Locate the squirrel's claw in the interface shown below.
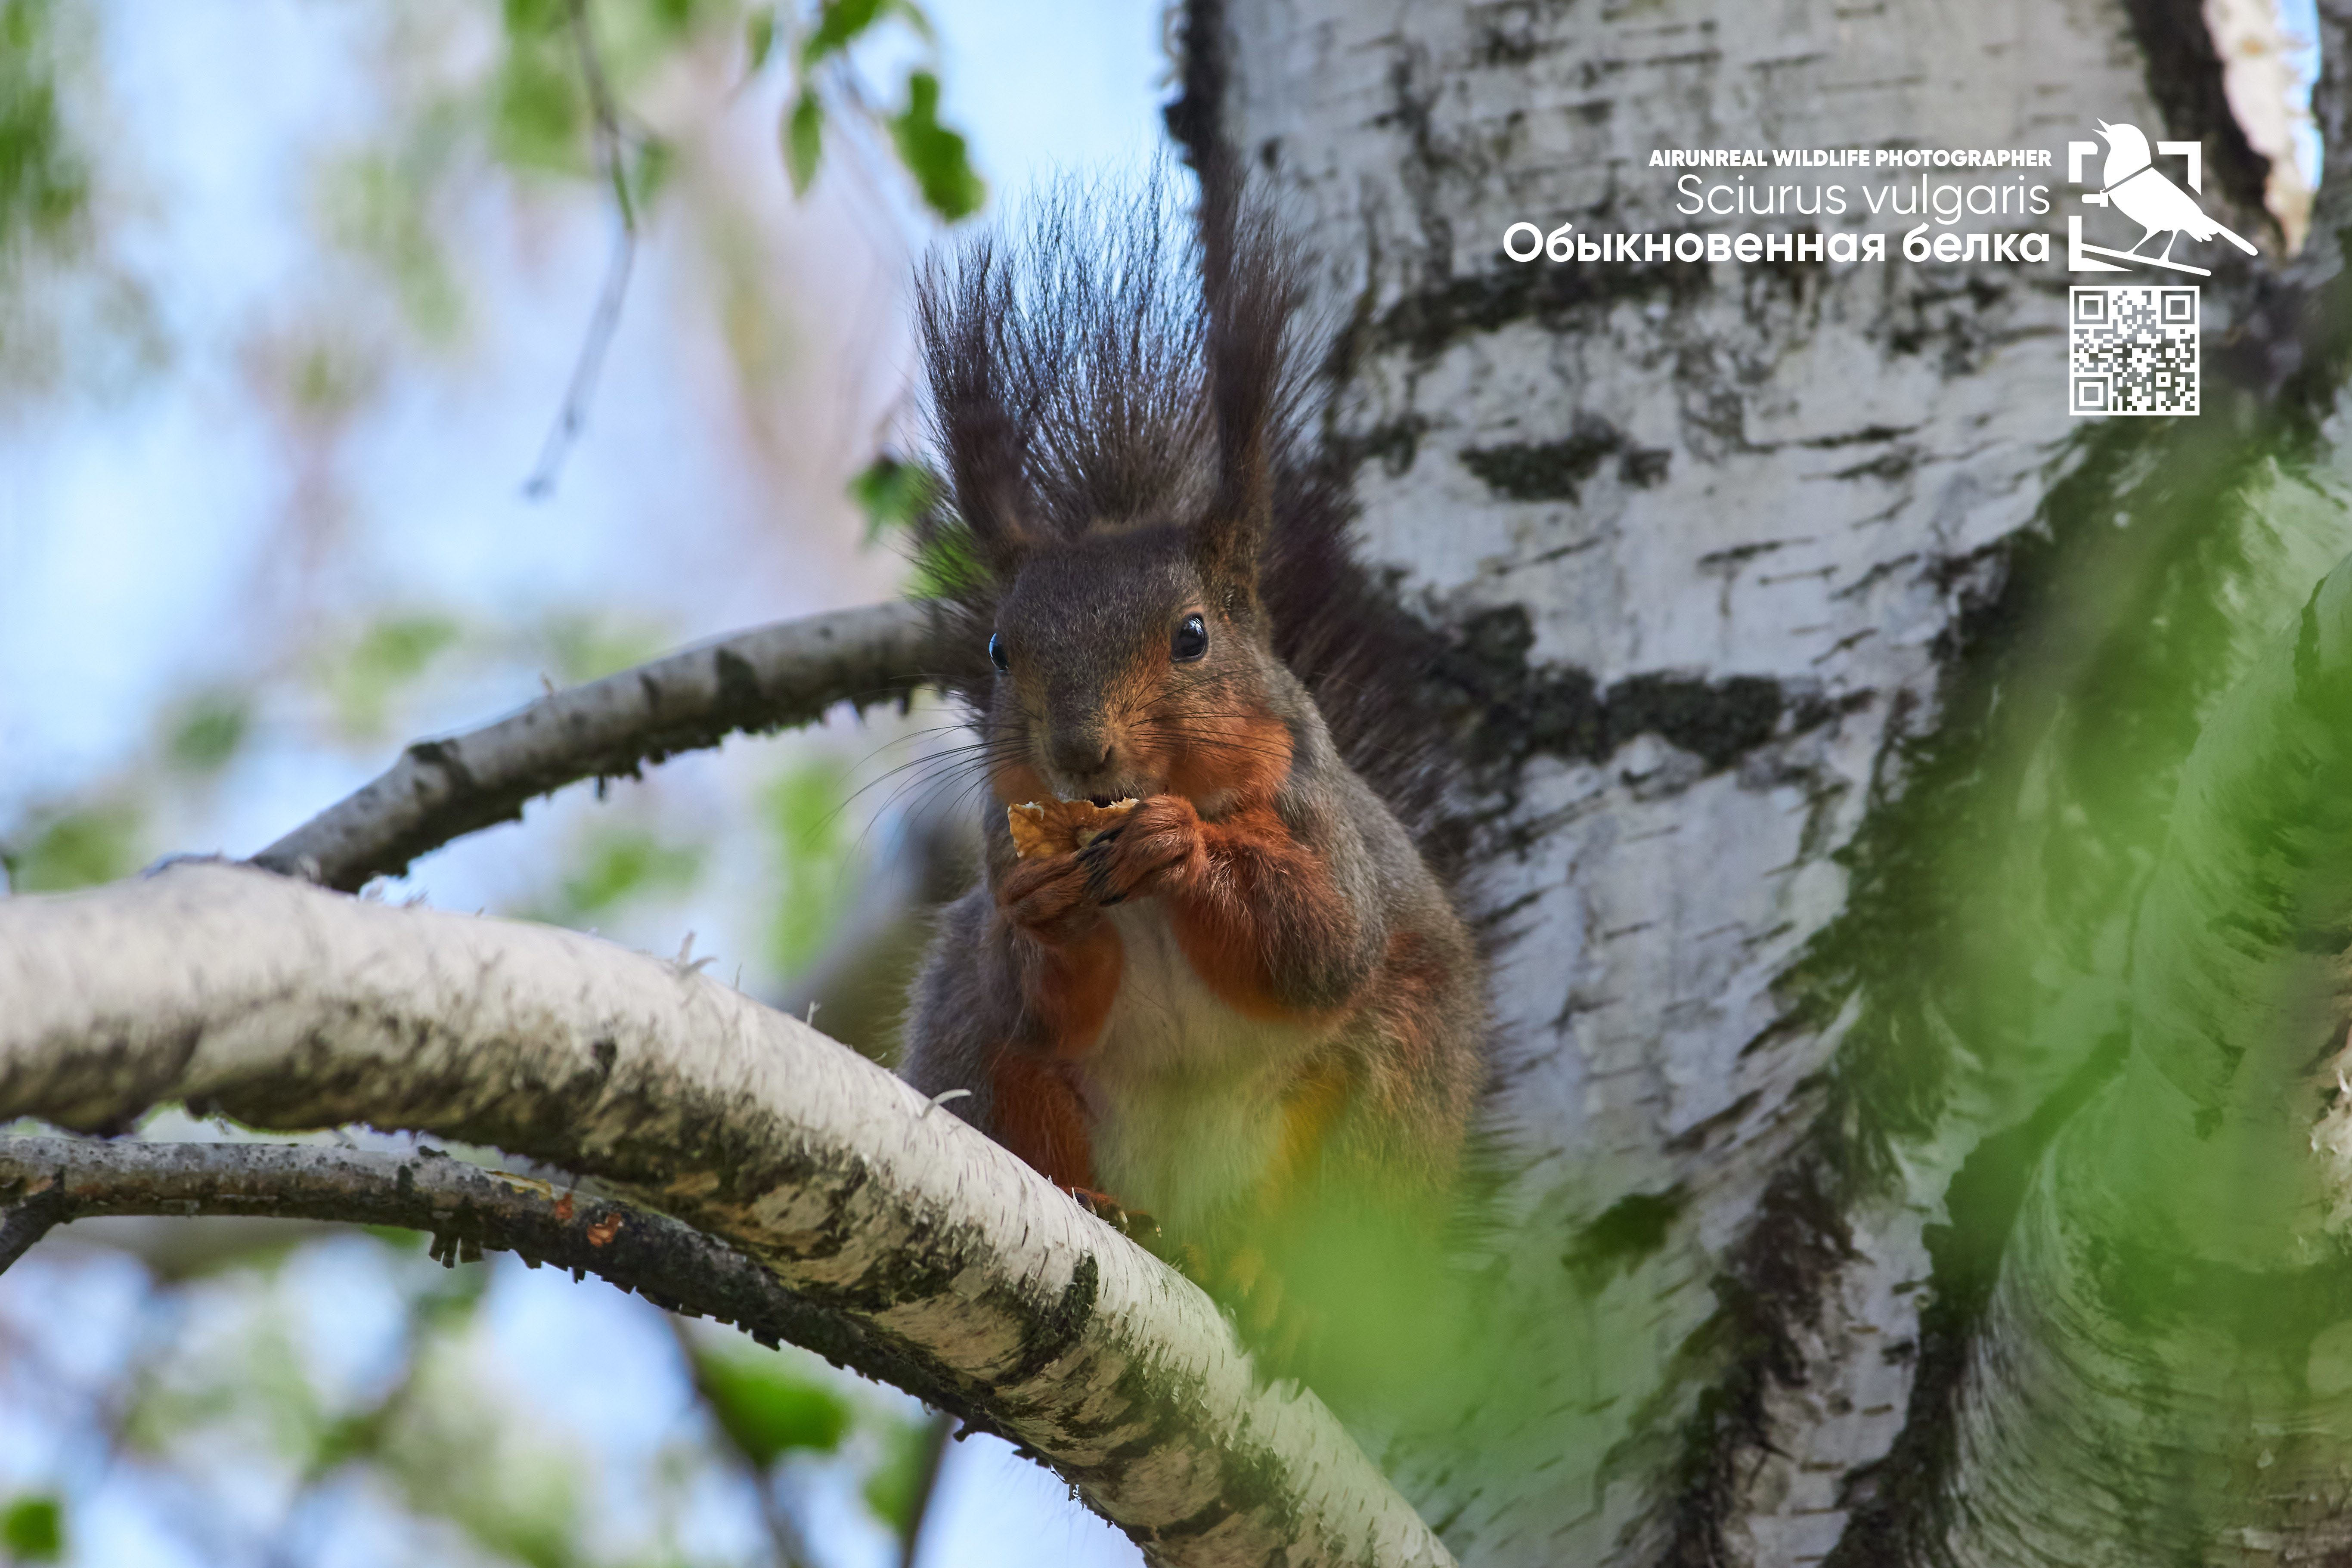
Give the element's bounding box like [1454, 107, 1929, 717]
[1067, 1186, 1160, 1244]
[1076, 838, 1121, 905]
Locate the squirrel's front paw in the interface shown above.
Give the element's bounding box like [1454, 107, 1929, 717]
[998, 853, 1098, 936]
[1075, 794, 1202, 905]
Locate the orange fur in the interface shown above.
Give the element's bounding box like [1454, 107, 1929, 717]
[1169, 801, 1353, 1024]
[988, 1047, 1095, 1190]
[1021, 917, 1123, 1058]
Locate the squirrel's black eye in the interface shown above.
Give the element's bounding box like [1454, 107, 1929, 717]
[988, 632, 1009, 672]
[1171, 614, 1209, 663]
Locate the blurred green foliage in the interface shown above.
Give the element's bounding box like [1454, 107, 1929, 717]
[693, 1342, 852, 1465]
[848, 452, 937, 542]
[557, 825, 705, 918]
[762, 757, 857, 977]
[541, 608, 669, 683]
[0, 799, 139, 891]
[744, 4, 778, 74]
[853, 452, 984, 601]
[493, 0, 591, 177]
[0, 0, 87, 260]
[164, 690, 252, 775]
[319, 115, 471, 345]
[907, 518, 982, 601]
[784, 87, 823, 194]
[859, 1413, 940, 1543]
[319, 611, 464, 739]
[0, 1494, 62, 1562]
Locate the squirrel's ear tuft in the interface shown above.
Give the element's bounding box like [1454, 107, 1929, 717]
[1192, 153, 1300, 609]
[917, 241, 1040, 579]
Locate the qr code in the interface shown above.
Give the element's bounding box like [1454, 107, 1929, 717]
[2070, 286, 2198, 416]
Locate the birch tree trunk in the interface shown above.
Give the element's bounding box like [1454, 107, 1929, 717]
[1188, 0, 2352, 1561]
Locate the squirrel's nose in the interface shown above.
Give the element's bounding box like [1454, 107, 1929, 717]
[1050, 734, 1116, 781]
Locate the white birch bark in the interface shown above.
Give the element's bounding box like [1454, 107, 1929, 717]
[0, 861, 1449, 1568]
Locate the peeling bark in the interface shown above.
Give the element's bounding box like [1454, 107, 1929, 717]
[0, 863, 1450, 1568]
[251, 600, 933, 893]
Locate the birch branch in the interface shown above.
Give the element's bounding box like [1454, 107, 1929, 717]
[251, 600, 935, 893]
[0, 861, 1453, 1568]
[0, 1135, 1013, 1437]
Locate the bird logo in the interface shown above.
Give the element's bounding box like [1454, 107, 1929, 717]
[2069, 121, 2257, 276]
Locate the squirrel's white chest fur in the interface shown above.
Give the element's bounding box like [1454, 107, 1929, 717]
[1075, 900, 1317, 1237]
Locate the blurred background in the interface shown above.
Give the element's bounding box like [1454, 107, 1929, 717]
[0, 1, 1168, 1562]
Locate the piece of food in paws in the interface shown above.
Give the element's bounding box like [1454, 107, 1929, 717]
[1007, 796, 1139, 859]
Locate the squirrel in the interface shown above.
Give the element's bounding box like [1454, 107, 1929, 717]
[899, 171, 1487, 1378]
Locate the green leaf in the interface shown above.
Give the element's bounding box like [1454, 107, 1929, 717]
[798, 0, 888, 69]
[908, 521, 985, 602]
[491, 0, 587, 178]
[1, 1494, 63, 1562]
[762, 760, 855, 977]
[693, 1347, 851, 1467]
[630, 134, 675, 211]
[317, 124, 469, 345]
[648, 0, 703, 38]
[884, 0, 935, 43]
[165, 691, 251, 774]
[0, 801, 141, 892]
[556, 827, 703, 918]
[745, 5, 777, 72]
[848, 454, 938, 542]
[886, 70, 983, 221]
[319, 613, 462, 739]
[537, 609, 667, 685]
[783, 92, 822, 195]
[363, 1224, 428, 1251]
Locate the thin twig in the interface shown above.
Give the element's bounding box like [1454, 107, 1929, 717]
[0, 1181, 65, 1273]
[247, 600, 934, 892]
[898, 1410, 955, 1568]
[524, 0, 641, 500]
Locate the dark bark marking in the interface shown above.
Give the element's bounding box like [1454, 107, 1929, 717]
[1821, 1034, 2126, 1566]
[1657, 1158, 1858, 1568]
[1419, 603, 1856, 790]
[1458, 417, 1671, 502]
[1002, 1251, 1101, 1388]
[1372, 258, 1705, 363]
[1565, 1187, 1686, 1288]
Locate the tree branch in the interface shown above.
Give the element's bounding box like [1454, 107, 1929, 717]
[250, 600, 934, 893]
[0, 861, 1452, 1568]
[0, 1135, 1015, 1439]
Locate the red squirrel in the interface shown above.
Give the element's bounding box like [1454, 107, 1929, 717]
[899, 176, 1486, 1369]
